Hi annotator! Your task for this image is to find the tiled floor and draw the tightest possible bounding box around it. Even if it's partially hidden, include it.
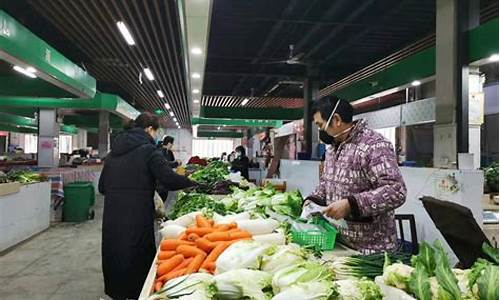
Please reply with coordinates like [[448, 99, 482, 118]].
[[0, 195, 111, 300]]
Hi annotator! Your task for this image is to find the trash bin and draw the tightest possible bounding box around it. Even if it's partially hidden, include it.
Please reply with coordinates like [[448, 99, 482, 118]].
[[63, 181, 95, 222]]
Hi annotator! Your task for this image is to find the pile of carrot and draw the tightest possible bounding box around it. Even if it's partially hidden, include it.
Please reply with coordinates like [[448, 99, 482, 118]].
[[153, 214, 252, 292]]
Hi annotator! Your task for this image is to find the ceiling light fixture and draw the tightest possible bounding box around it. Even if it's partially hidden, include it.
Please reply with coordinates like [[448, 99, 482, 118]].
[[143, 68, 154, 81], [191, 47, 202, 55], [116, 21, 136, 46], [192, 73, 201, 79], [192, 89, 200, 94], [241, 98, 249, 106], [169, 111, 175, 117], [164, 103, 171, 110], [193, 99, 200, 104], [488, 54, 499, 62], [411, 80, 421, 86], [26, 67, 37, 73], [157, 90, 165, 98], [13, 66, 37, 78], [173, 117, 177, 122]]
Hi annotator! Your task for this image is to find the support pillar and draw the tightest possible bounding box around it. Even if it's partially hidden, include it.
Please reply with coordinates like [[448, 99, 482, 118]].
[[303, 77, 319, 159], [37, 109, 59, 168], [433, 0, 479, 168], [98, 111, 110, 158]]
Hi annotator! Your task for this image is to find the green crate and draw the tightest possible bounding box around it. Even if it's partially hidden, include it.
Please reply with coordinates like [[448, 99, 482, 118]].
[[291, 217, 338, 251]]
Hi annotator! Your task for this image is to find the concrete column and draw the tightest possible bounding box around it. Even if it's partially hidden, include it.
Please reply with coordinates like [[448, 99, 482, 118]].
[[468, 68, 484, 169], [98, 111, 110, 158], [37, 109, 59, 168], [303, 77, 319, 159], [433, 0, 478, 168]]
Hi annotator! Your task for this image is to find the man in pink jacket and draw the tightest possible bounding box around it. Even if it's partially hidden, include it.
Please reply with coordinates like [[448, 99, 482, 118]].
[[306, 96, 407, 252]]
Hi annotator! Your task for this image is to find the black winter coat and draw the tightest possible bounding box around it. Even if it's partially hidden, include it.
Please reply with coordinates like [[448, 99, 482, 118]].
[[98, 128, 193, 299], [230, 155, 249, 180]]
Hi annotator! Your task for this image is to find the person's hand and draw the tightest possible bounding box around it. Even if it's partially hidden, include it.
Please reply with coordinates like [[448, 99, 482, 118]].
[[176, 159, 183, 166], [323, 199, 351, 220]]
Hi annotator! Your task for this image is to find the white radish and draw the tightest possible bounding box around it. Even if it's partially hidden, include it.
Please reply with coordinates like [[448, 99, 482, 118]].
[[214, 211, 251, 224], [252, 232, 286, 245], [170, 211, 202, 227], [159, 224, 186, 239], [236, 218, 280, 235]]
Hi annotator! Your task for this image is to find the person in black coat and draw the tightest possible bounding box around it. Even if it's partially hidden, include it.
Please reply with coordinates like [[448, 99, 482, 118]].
[[230, 145, 249, 180], [98, 113, 194, 300], [157, 135, 182, 202]]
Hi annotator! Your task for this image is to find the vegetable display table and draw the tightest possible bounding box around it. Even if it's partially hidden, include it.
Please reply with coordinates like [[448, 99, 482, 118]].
[[138, 242, 357, 299], [0, 181, 50, 251]]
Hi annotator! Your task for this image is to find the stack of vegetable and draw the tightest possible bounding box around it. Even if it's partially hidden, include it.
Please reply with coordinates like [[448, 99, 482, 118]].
[[168, 193, 228, 220], [189, 161, 229, 184], [220, 186, 303, 218], [7, 169, 46, 184], [379, 241, 499, 300], [154, 214, 253, 293]]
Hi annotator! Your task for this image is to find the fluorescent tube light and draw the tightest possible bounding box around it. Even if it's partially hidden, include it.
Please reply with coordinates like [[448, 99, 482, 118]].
[[144, 68, 154, 81], [192, 89, 200, 94], [192, 73, 201, 79], [241, 98, 249, 106], [191, 47, 202, 55], [411, 80, 421, 86], [157, 90, 165, 98], [13, 66, 37, 78], [116, 21, 136, 45]]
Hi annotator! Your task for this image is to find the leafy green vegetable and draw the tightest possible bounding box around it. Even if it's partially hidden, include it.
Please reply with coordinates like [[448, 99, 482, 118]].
[[214, 269, 273, 300], [189, 161, 229, 184], [271, 281, 338, 300], [484, 163, 498, 192], [272, 261, 334, 294], [433, 241, 462, 299], [382, 262, 414, 291], [477, 264, 499, 300], [330, 252, 411, 280], [7, 169, 46, 184], [168, 192, 226, 219], [468, 259, 489, 290], [481, 242, 499, 265], [336, 279, 383, 300], [409, 262, 432, 300], [411, 242, 437, 276]]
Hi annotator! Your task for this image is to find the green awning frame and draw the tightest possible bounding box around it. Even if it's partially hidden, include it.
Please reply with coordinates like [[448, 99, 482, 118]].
[[197, 130, 244, 138], [0, 10, 96, 98], [192, 117, 283, 127], [329, 18, 499, 101], [0, 92, 140, 120], [0, 112, 77, 134]]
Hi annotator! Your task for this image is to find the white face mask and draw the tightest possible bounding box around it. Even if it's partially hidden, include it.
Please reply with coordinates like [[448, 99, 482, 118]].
[[323, 100, 341, 131]]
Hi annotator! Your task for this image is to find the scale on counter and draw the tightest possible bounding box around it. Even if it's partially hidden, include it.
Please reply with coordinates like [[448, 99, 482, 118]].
[[483, 211, 499, 224]]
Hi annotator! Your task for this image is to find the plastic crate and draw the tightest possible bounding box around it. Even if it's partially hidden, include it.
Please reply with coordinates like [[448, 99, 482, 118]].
[[291, 217, 338, 251]]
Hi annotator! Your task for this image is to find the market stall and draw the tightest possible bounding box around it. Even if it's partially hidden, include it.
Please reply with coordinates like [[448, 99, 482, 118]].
[[0, 174, 50, 251], [137, 161, 498, 300]]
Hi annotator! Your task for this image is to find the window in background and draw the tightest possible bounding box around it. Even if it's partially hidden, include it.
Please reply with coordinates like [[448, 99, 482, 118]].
[[374, 127, 396, 148], [59, 135, 73, 154], [24, 134, 38, 154], [192, 139, 234, 159]]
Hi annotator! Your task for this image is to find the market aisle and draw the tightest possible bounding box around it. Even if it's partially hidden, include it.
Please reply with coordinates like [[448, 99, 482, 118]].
[[0, 195, 109, 300]]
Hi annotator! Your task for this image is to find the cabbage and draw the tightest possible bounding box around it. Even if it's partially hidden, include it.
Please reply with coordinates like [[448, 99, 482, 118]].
[[336, 279, 383, 300], [271, 281, 338, 300], [214, 269, 272, 300], [272, 262, 334, 294], [163, 273, 216, 300], [261, 244, 308, 273], [216, 240, 276, 274], [382, 263, 414, 291]]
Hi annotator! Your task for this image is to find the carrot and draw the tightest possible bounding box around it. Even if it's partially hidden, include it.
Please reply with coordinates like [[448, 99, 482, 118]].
[[196, 215, 212, 228], [176, 244, 206, 257], [208, 219, 215, 226], [154, 280, 163, 292], [178, 232, 188, 240], [172, 257, 193, 272], [157, 254, 184, 277], [185, 227, 215, 236], [160, 239, 194, 251], [213, 224, 232, 231], [195, 238, 217, 252], [158, 250, 176, 260], [186, 253, 207, 274], [201, 242, 231, 270], [187, 233, 200, 242], [204, 231, 231, 242], [229, 230, 252, 240], [228, 237, 252, 244], [158, 267, 187, 282]]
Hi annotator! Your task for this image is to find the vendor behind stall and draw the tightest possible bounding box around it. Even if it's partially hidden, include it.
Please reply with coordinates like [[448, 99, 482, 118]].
[[305, 96, 406, 253], [230, 145, 249, 180], [98, 113, 195, 300]]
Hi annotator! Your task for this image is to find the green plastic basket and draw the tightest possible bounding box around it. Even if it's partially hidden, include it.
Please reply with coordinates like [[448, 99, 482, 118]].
[[291, 217, 338, 251]]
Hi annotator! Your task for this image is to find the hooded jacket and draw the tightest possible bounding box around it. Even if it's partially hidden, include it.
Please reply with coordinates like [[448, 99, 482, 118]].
[[98, 127, 193, 299]]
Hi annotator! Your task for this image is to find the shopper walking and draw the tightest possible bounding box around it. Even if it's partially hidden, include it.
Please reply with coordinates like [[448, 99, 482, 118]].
[[98, 113, 194, 300], [230, 145, 249, 180], [157, 135, 182, 202], [305, 96, 406, 253]]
